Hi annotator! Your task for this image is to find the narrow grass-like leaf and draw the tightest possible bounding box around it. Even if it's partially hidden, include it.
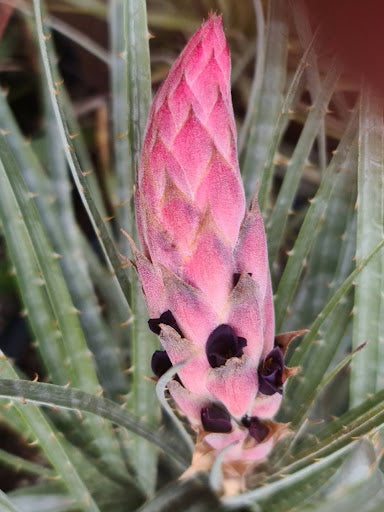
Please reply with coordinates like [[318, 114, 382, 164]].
[[0, 131, 95, 393], [303, 294, 354, 392], [9, 1, 109, 63], [123, 0, 151, 185], [282, 146, 357, 333], [156, 364, 194, 453], [285, 387, 384, 471], [0, 449, 55, 479], [0, 90, 128, 398], [55, 435, 144, 508], [223, 446, 350, 509], [0, 378, 188, 471], [42, 87, 128, 397], [0, 124, 68, 385], [258, 400, 384, 505], [290, 440, 383, 512], [279, 233, 384, 438], [267, 61, 340, 264], [0, 490, 23, 512], [274, 105, 358, 330], [26, 11, 141, 479], [285, 332, 363, 449], [317, 438, 378, 496], [238, 0, 265, 155], [241, 0, 288, 200], [286, 237, 384, 373], [110, 0, 151, 246], [297, 473, 384, 512], [0, 401, 34, 442], [107, 7, 156, 483], [55, 88, 109, 223], [9, 493, 78, 512], [249, 456, 345, 512], [127, 273, 159, 493], [114, 0, 159, 492], [257, 31, 318, 213], [290, 0, 327, 173], [109, 0, 132, 251], [32, 0, 132, 303], [82, 238, 133, 345], [0, 125, 127, 483], [262, 396, 384, 510], [350, 88, 384, 405], [54, 0, 106, 17], [0, 357, 100, 512], [25, 3, 109, 224]]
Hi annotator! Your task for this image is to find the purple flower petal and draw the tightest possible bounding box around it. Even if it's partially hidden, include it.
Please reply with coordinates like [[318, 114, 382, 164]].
[[201, 404, 232, 433], [151, 349, 183, 384], [148, 310, 183, 337], [206, 324, 247, 368], [258, 347, 284, 395], [151, 350, 172, 378], [242, 415, 269, 443]]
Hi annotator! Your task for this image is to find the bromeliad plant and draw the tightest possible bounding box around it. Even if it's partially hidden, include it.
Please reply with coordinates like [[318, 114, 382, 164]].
[[0, 1, 384, 511]]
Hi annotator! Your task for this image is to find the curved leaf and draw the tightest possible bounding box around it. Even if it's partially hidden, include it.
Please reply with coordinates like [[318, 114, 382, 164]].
[[0, 378, 188, 471]]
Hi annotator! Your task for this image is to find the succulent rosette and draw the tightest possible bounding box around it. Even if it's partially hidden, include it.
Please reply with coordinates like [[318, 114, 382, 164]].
[[132, 14, 302, 482]]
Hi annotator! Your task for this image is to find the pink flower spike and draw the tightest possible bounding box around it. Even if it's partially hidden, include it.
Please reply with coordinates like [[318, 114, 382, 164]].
[[132, 14, 298, 485]]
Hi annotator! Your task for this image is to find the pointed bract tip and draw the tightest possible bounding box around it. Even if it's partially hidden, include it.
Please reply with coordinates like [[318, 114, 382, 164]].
[[275, 329, 308, 355], [204, 12, 224, 29]]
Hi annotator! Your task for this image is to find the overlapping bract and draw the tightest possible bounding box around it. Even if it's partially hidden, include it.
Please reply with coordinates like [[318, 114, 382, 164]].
[[134, 14, 295, 475]]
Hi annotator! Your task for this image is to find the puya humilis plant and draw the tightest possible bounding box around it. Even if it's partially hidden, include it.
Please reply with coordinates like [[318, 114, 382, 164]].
[[132, 14, 303, 491], [1, 1, 384, 511]]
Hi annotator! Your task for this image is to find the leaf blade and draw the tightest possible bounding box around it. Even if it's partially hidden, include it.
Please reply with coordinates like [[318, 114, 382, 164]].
[[350, 88, 384, 405]]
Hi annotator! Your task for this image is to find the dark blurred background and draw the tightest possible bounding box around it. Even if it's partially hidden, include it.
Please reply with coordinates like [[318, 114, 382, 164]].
[[304, 0, 384, 94]]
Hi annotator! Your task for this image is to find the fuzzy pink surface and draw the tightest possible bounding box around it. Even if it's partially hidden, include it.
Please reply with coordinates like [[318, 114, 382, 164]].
[[135, 14, 281, 463]]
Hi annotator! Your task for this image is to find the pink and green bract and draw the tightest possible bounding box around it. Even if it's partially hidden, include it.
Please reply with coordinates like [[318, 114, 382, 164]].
[[133, 14, 299, 486]]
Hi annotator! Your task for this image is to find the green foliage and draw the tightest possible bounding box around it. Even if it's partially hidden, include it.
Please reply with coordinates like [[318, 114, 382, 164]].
[[350, 89, 384, 406], [0, 1, 383, 511]]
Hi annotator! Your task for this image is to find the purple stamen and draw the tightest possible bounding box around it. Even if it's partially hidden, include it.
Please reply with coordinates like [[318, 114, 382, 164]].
[[242, 415, 269, 443], [258, 347, 284, 395], [206, 324, 247, 368], [201, 404, 232, 433], [148, 310, 183, 337]]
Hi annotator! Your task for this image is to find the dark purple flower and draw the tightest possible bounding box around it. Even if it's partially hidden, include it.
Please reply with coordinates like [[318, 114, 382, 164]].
[[258, 347, 284, 395], [206, 324, 247, 368], [151, 350, 172, 378], [242, 415, 269, 443], [201, 404, 232, 433], [148, 310, 183, 337]]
